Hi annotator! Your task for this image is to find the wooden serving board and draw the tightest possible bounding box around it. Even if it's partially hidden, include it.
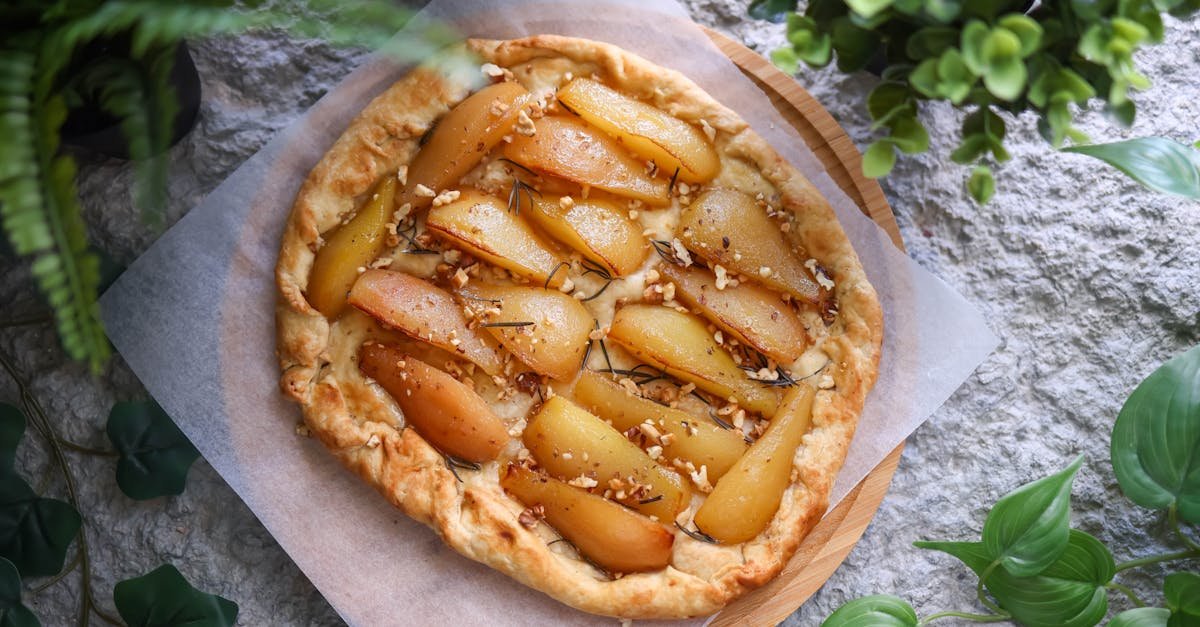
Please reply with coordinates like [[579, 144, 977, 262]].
[[703, 29, 907, 627]]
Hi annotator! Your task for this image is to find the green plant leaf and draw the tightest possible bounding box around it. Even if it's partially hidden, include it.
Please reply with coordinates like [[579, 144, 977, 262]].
[[867, 82, 914, 126], [846, 0, 894, 18], [863, 141, 897, 177], [905, 26, 959, 59], [114, 564, 237, 627], [997, 14, 1043, 57], [1064, 138, 1200, 200], [822, 595, 918, 627], [0, 557, 38, 627], [888, 117, 930, 154], [0, 406, 22, 472], [967, 164, 995, 203], [106, 400, 200, 500], [749, 0, 795, 22], [1164, 572, 1200, 623], [960, 20, 990, 74], [786, 14, 834, 66], [830, 17, 880, 72], [1109, 608, 1172, 627], [920, 532, 1115, 627], [951, 134, 989, 164], [983, 53, 1027, 101], [923, 0, 962, 23], [983, 455, 1084, 577], [770, 47, 800, 74], [0, 475, 81, 578]]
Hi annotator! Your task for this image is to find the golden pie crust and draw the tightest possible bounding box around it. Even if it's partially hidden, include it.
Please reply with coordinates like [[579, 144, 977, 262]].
[[275, 35, 883, 619]]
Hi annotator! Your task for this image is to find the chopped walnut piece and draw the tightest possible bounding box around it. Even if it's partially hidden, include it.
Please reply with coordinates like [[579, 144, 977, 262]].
[[714, 264, 729, 290], [618, 377, 641, 397], [689, 465, 713, 493], [515, 109, 537, 137], [396, 165, 409, 185], [559, 195, 575, 210], [432, 189, 461, 207], [451, 267, 470, 289], [518, 504, 545, 529], [568, 474, 599, 489], [413, 183, 436, 198], [365, 434, 381, 448]]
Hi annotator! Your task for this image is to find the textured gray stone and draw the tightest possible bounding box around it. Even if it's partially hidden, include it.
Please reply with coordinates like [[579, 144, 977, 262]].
[[2, 2, 1197, 625]]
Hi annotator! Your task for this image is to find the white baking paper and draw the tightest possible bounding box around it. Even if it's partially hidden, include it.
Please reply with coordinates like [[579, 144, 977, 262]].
[[100, 0, 998, 624]]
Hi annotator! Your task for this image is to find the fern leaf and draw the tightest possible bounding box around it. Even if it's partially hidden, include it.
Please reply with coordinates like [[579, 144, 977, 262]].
[[32, 95, 110, 372], [0, 52, 53, 255]]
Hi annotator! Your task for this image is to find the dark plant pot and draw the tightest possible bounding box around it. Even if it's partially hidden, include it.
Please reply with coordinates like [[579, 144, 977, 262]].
[[61, 42, 202, 159]]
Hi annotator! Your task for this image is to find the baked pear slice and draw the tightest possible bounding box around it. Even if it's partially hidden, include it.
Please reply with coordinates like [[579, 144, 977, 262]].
[[523, 396, 690, 522], [659, 263, 809, 363], [557, 77, 719, 183], [526, 194, 647, 277], [349, 269, 504, 375], [572, 370, 748, 481], [425, 190, 568, 288], [678, 188, 826, 305], [694, 385, 815, 544], [461, 283, 592, 381], [503, 115, 669, 206], [608, 304, 781, 416], [359, 344, 508, 462], [306, 176, 397, 318], [500, 464, 673, 573], [400, 81, 531, 210]]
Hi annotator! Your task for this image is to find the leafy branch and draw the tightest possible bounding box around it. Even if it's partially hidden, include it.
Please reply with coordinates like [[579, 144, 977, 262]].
[[821, 344, 1200, 627]]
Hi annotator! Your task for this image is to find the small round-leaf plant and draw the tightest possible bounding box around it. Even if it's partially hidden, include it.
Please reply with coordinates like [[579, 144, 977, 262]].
[[821, 343, 1200, 627], [753, 0, 1200, 203], [0, 0, 457, 373]]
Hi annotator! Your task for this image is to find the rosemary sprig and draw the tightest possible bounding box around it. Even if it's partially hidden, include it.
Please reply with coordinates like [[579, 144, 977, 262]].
[[544, 261, 569, 289], [556, 97, 579, 116], [442, 453, 482, 482], [595, 365, 666, 385], [739, 364, 798, 387], [507, 176, 540, 215], [397, 221, 437, 255], [638, 494, 664, 505], [578, 258, 615, 303], [651, 239, 690, 266], [667, 166, 680, 197], [461, 294, 502, 304], [675, 521, 718, 544], [499, 157, 540, 178], [480, 321, 534, 328]]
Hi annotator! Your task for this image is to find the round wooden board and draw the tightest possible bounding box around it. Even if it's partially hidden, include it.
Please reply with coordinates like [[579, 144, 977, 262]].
[[703, 28, 907, 627]]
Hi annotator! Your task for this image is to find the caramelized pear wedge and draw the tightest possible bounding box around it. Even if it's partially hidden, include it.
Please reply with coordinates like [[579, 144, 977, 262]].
[[460, 284, 592, 381], [607, 304, 781, 416], [500, 464, 673, 573], [425, 190, 568, 287], [348, 269, 504, 375], [678, 189, 826, 305], [401, 81, 531, 209], [659, 263, 809, 363], [307, 176, 398, 318], [523, 396, 690, 522], [693, 385, 815, 544], [526, 195, 648, 277], [572, 370, 748, 480], [359, 344, 508, 462], [557, 78, 719, 184], [503, 116, 669, 206]]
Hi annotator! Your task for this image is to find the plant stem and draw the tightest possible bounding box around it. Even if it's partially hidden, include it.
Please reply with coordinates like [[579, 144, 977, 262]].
[[976, 561, 1008, 616], [0, 349, 103, 627], [0, 312, 53, 328], [1170, 505, 1200, 553], [1114, 549, 1200, 573], [56, 437, 118, 457], [1106, 582, 1146, 608], [31, 549, 82, 593], [920, 610, 1011, 624]]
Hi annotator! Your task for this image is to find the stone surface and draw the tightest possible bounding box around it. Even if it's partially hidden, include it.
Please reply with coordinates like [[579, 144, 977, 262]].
[[2, 2, 1197, 625]]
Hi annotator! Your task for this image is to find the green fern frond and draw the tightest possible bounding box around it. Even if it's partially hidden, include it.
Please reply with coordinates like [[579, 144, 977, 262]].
[[0, 52, 53, 255], [33, 96, 110, 372]]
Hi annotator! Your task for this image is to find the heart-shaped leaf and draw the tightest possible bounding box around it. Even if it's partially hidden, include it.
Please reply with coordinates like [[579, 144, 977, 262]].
[[1165, 572, 1200, 625], [997, 14, 1043, 57], [983, 55, 1028, 101], [983, 455, 1084, 577], [1109, 608, 1171, 627], [923, 0, 961, 22], [1109, 344, 1200, 521], [114, 564, 237, 627], [822, 595, 918, 627], [0, 475, 81, 578], [1064, 138, 1200, 200], [748, 0, 795, 23], [888, 117, 930, 154], [846, 0, 894, 18], [106, 400, 200, 500], [905, 26, 959, 59], [786, 14, 834, 66], [863, 140, 897, 177], [0, 406, 22, 472], [867, 82, 914, 124], [920, 531, 1114, 627], [967, 164, 996, 203], [830, 17, 880, 72], [771, 47, 800, 74], [0, 557, 38, 627]]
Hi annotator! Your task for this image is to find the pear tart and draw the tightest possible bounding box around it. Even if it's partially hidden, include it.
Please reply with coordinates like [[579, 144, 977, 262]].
[[275, 35, 882, 619]]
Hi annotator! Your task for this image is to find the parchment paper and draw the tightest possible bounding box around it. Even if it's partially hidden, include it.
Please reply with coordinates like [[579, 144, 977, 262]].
[[99, 0, 999, 624]]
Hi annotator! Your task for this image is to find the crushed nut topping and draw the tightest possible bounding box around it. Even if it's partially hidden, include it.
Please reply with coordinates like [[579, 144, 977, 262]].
[[413, 183, 436, 198], [568, 474, 599, 489], [365, 433, 381, 448], [670, 238, 693, 266], [559, 195, 575, 210], [396, 165, 409, 185], [514, 109, 537, 137], [518, 504, 545, 529], [714, 264, 729, 290], [432, 189, 461, 207]]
